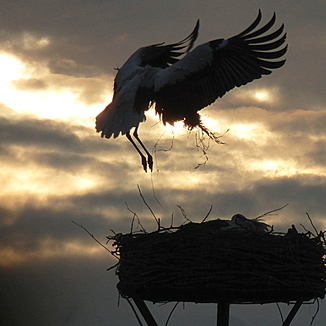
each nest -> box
[109,220,326,304]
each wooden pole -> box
[282,299,303,326]
[217,302,230,326]
[131,293,158,326]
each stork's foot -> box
[141,156,148,173]
[140,155,153,173]
[147,154,153,172]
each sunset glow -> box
[0,54,26,82]
[0,239,106,267]
[1,3,326,326]
[1,49,324,205]
[1,166,99,195]
[0,53,111,126]
[232,123,261,139]
[234,86,280,105]
[255,90,269,102]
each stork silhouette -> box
[96,10,287,172]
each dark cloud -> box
[0,113,119,155]
[307,140,326,166]
[0,116,83,150]
[269,112,326,136]
[47,58,102,77]
[0,257,121,326]
[0,203,111,249]
[29,149,105,172]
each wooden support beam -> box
[131,293,158,326]
[217,302,230,326]
[282,299,304,326]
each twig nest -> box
[111,217,326,304]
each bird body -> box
[96,11,287,171]
[177,214,272,234]
[96,69,148,138]
[230,214,272,233]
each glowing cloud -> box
[0,54,27,84]
[0,52,112,127]
[255,90,270,102]
[20,33,50,50]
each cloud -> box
[0,257,119,326]
[307,140,326,165]
[8,66,113,107]
[0,2,325,325]
[47,58,102,77]
[1,0,325,113]
[0,115,83,151]
[11,77,48,91]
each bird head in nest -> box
[231,214,272,233]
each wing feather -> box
[140,20,200,68]
[239,12,276,39]
[249,36,286,51]
[245,25,284,43]
[154,11,287,127]
[236,10,263,37]
[252,47,287,59]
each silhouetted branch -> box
[177,205,192,223]
[310,299,320,325]
[255,203,289,220]
[125,202,146,233]
[150,175,164,209]
[164,302,179,326]
[71,221,118,259]
[126,298,144,326]
[306,212,319,236]
[201,205,213,223]
[137,184,160,228]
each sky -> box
[0,0,326,325]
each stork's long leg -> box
[133,127,153,172]
[126,132,148,172]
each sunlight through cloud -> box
[0,163,101,201]
[21,33,50,50]
[230,122,274,143]
[0,54,27,84]
[249,159,326,178]
[234,86,279,105]
[0,52,111,127]
[255,90,270,102]
[0,239,105,267]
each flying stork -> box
[96,10,287,172]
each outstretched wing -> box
[154,10,287,126]
[139,20,200,69]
